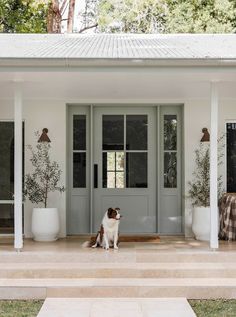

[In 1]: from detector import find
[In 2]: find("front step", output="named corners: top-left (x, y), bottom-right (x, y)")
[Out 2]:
top-left (1, 278), bottom-right (236, 299)
top-left (2, 251), bottom-right (236, 263)
top-left (37, 298), bottom-right (196, 317)
top-left (1, 262), bottom-right (236, 278)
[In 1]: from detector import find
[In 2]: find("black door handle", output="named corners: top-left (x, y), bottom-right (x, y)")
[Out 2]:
top-left (94, 164), bottom-right (98, 188)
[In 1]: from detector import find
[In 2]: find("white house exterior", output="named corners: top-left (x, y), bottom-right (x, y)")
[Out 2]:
top-left (1, 33), bottom-right (236, 250)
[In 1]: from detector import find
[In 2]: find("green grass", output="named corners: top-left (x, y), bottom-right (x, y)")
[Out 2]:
top-left (1, 299), bottom-right (236, 317)
top-left (189, 299), bottom-right (236, 317)
top-left (0, 300), bottom-right (43, 317)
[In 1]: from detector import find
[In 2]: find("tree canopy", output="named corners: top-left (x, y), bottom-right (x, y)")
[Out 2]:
top-left (0, 0), bottom-right (49, 33)
top-left (98, 0), bottom-right (236, 33)
top-left (0, 0), bottom-right (236, 33)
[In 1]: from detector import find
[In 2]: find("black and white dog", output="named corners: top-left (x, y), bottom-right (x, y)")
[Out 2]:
top-left (92, 207), bottom-right (121, 250)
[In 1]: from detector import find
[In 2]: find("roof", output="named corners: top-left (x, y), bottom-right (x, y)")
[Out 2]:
top-left (0, 33), bottom-right (236, 67)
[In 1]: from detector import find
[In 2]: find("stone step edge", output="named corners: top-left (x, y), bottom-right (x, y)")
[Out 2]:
top-left (1, 283), bottom-right (236, 300)
top-left (0, 262), bottom-right (235, 269)
top-left (1, 277), bottom-right (236, 287)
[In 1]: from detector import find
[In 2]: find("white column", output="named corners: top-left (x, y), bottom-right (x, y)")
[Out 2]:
top-left (14, 84), bottom-right (23, 250)
top-left (210, 82), bottom-right (219, 250)
top-left (90, 105), bottom-right (94, 234)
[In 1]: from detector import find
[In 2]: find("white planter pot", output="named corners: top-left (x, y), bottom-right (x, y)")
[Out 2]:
top-left (32, 208), bottom-right (60, 242)
top-left (192, 206), bottom-right (210, 241)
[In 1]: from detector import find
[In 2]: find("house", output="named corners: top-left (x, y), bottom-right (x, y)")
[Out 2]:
top-left (0, 33), bottom-right (236, 251)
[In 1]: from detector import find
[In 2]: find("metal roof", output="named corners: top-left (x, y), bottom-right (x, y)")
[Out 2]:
top-left (0, 33), bottom-right (236, 67)
top-left (0, 34), bottom-right (236, 68)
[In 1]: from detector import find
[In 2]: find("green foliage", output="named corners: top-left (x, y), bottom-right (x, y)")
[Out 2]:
top-left (98, 0), bottom-right (236, 33)
top-left (98, 0), bottom-right (167, 33)
top-left (166, 0), bottom-right (236, 33)
top-left (24, 133), bottom-right (65, 208)
top-left (188, 139), bottom-right (224, 207)
top-left (188, 143), bottom-right (211, 207)
top-left (0, 0), bottom-right (49, 33)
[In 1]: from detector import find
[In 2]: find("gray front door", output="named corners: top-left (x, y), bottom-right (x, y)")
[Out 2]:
top-left (67, 105), bottom-right (182, 235)
top-left (93, 106), bottom-right (157, 233)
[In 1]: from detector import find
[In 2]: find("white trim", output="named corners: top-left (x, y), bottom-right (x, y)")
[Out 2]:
top-left (210, 82), bottom-right (219, 249)
top-left (0, 200), bottom-right (14, 204)
top-left (2, 60), bottom-right (236, 69)
top-left (90, 105), bottom-right (93, 234)
top-left (14, 84), bottom-right (23, 250)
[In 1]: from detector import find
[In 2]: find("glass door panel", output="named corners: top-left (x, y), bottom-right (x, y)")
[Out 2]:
top-left (0, 121), bottom-right (24, 234)
top-left (102, 114), bottom-right (148, 189)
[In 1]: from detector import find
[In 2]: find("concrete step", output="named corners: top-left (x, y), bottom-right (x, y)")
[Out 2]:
top-left (37, 298), bottom-right (196, 317)
top-left (1, 278), bottom-right (236, 299)
top-left (1, 250), bottom-right (236, 263)
top-left (1, 262), bottom-right (236, 278)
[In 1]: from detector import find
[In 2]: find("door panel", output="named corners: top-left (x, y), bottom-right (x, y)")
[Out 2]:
top-left (67, 106), bottom-right (90, 234)
top-left (0, 121), bottom-right (24, 234)
top-left (93, 107), bottom-right (156, 233)
top-left (159, 106), bottom-right (182, 234)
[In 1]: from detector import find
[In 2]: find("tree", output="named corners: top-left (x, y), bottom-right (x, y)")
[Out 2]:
top-left (67, 0), bottom-right (76, 33)
top-left (0, 0), bottom-right (97, 34)
top-left (47, 0), bottom-right (98, 33)
top-left (0, 0), bottom-right (49, 33)
top-left (166, 0), bottom-right (236, 33)
top-left (98, 0), bottom-right (236, 33)
top-left (24, 133), bottom-right (65, 208)
top-left (98, 0), bottom-right (167, 33)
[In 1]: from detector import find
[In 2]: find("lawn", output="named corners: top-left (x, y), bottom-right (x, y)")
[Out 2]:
top-left (0, 299), bottom-right (236, 316)
top-left (0, 300), bottom-right (43, 317)
top-left (189, 299), bottom-right (236, 317)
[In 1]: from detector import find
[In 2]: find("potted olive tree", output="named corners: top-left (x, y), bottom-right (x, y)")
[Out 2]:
top-left (24, 132), bottom-right (65, 241)
top-left (188, 139), bottom-right (223, 241)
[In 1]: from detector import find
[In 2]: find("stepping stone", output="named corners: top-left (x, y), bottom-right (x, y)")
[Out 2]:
top-left (37, 298), bottom-right (196, 317)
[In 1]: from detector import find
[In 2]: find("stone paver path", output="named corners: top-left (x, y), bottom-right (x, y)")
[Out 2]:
top-left (37, 298), bottom-right (196, 317)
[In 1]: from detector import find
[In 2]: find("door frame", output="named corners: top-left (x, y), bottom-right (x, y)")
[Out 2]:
top-left (66, 103), bottom-right (183, 235)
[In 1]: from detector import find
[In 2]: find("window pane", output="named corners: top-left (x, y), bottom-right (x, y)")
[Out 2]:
top-left (107, 172), bottom-right (116, 188)
top-left (103, 115), bottom-right (124, 150)
top-left (116, 152), bottom-right (125, 171)
top-left (164, 115), bottom-right (177, 151)
top-left (116, 172), bottom-right (125, 188)
top-left (126, 115), bottom-right (147, 150)
top-left (103, 152), bottom-right (125, 188)
top-left (0, 204), bottom-right (14, 234)
top-left (126, 153), bottom-right (147, 188)
top-left (0, 122), bottom-right (14, 200)
top-left (73, 153), bottom-right (86, 188)
top-left (73, 115), bottom-right (86, 150)
top-left (107, 152), bottom-right (115, 170)
top-left (164, 152), bottom-right (177, 188)
top-left (227, 123), bottom-right (236, 192)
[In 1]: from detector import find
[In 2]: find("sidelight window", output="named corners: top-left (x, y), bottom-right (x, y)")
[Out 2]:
top-left (163, 115), bottom-right (177, 188)
top-left (73, 115), bottom-right (86, 188)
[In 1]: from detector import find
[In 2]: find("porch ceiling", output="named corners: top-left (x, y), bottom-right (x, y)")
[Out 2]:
top-left (0, 69), bottom-right (236, 100)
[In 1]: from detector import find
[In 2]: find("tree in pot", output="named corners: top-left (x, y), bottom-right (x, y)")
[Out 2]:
top-left (24, 131), bottom-right (65, 241)
top-left (188, 138), bottom-right (223, 241)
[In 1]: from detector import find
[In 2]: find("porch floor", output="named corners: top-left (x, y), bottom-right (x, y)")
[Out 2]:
top-left (1, 235), bottom-right (236, 253)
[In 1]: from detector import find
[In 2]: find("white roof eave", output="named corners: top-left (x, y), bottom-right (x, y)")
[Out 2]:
top-left (0, 57), bottom-right (236, 70)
